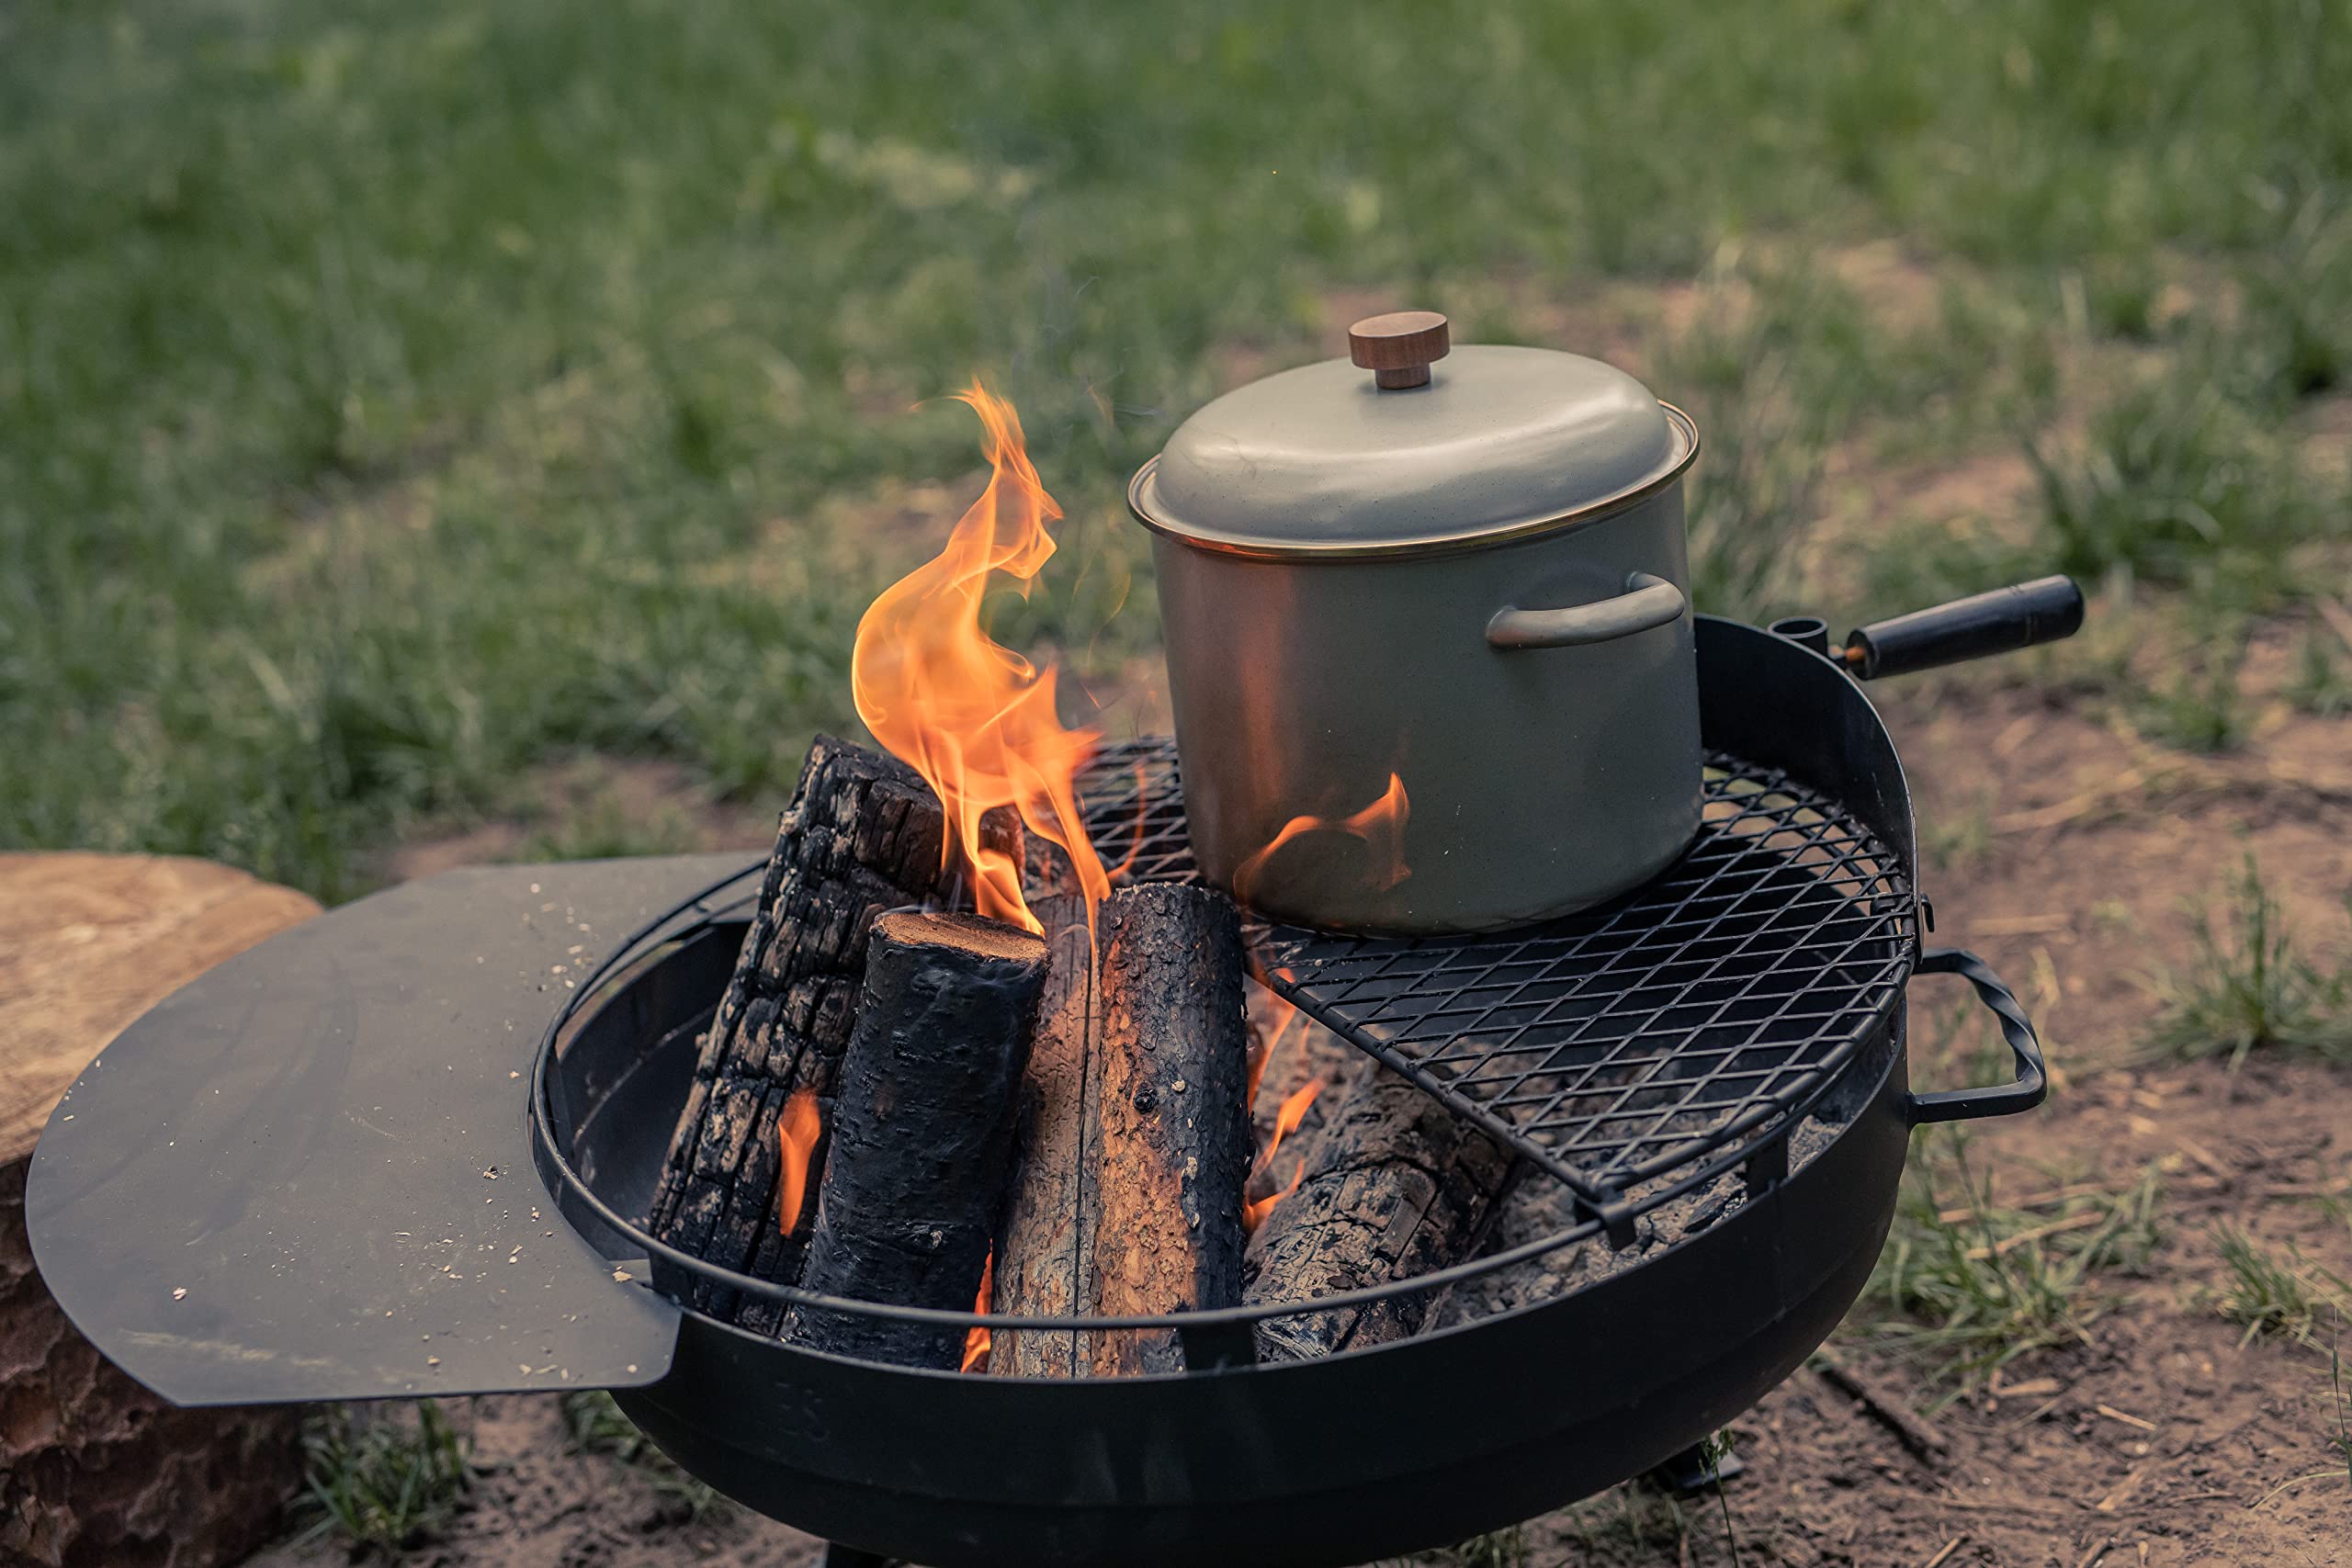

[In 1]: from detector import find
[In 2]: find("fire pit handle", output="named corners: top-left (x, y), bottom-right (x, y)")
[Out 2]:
top-left (1905, 947), bottom-right (2048, 1124)
top-left (1840, 574), bottom-right (2085, 679)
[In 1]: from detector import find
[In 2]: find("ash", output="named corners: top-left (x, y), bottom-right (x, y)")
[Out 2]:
top-left (1435, 1111), bottom-right (1846, 1326)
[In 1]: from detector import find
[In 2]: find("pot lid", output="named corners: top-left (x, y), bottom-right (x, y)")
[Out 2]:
top-left (1130, 310), bottom-right (1698, 558)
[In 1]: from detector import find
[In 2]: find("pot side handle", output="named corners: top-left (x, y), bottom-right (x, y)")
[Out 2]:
top-left (1487, 571), bottom-right (1687, 650)
top-left (1905, 948), bottom-right (2049, 1125)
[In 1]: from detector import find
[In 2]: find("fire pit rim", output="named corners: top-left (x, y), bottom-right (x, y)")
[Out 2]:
top-left (527, 801), bottom-right (1917, 1338)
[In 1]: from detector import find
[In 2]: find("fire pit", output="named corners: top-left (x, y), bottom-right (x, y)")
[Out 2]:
top-left (30, 607), bottom-right (2058, 1568)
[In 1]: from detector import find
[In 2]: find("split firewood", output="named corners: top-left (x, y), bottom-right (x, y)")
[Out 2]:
top-left (1088, 883), bottom-right (1252, 1376)
top-left (646, 734), bottom-right (1015, 1326)
top-left (986, 893), bottom-right (1100, 1376)
top-left (1242, 1065), bottom-right (1518, 1361)
top-left (783, 910), bottom-right (1048, 1369)
top-left (989, 883), bottom-right (1254, 1377)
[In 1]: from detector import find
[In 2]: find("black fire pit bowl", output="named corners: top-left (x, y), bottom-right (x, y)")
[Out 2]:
top-left (28, 617), bottom-right (2050, 1568)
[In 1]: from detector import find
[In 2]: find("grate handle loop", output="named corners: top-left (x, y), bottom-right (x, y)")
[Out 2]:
top-left (1905, 948), bottom-right (2048, 1124)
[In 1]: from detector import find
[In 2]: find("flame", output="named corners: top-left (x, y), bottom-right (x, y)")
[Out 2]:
top-left (1230, 773), bottom-right (1411, 911)
top-left (850, 381), bottom-right (1109, 933)
top-left (1244, 982), bottom-right (1300, 1111)
top-left (961, 1249), bottom-right (994, 1372)
top-left (1243, 1078), bottom-right (1324, 1233)
top-left (775, 1089), bottom-right (821, 1235)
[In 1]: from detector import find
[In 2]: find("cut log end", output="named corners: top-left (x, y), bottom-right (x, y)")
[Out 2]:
top-left (876, 907), bottom-right (1047, 964)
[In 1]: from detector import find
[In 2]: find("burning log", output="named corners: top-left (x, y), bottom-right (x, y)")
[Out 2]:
top-left (783, 910), bottom-right (1047, 1368)
top-left (1241, 1066), bottom-right (1519, 1361)
top-left (1089, 883), bottom-right (1253, 1375)
top-left (988, 883), bottom-right (1254, 1377)
top-left (647, 734), bottom-right (1014, 1324)
top-left (985, 893), bottom-right (1100, 1376)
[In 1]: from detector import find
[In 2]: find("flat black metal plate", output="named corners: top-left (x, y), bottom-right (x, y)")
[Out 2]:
top-left (24, 855), bottom-right (756, 1405)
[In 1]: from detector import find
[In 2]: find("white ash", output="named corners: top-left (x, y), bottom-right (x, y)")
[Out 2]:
top-left (1435, 1111), bottom-right (1847, 1326)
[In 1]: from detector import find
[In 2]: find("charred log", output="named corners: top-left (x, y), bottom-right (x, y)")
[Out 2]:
top-left (1241, 1066), bottom-right (1519, 1361)
top-left (1088, 884), bottom-right (1252, 1376)
top-left (647, 735), bottom-right (1013, 1326)
top-left (783, 910), bottom-right (1047, 1368)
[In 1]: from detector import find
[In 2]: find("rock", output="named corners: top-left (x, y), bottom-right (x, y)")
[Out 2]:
top-left (0, 852), bottom-right (320, 1568)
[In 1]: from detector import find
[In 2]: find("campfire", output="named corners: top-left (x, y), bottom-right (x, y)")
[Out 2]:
top-left (28, 315), bottom-right (2091, 1567)
top-left (647, 383), bottom-right (1413, 1377)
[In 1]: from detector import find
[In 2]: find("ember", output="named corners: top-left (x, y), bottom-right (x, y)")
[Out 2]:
top-left (775, 1089), bottom-right (820, 1236)
top-left (960, 1252), bottom-right (994, 1373)
top-left (1243, 1077), bottom-right (1323, 1233)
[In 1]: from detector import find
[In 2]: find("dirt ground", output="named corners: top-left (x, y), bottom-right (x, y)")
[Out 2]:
top-left (243, 653), bottom-right (2352, 1568)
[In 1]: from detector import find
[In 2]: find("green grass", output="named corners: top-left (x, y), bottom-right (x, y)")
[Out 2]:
top-left (2134, 617), bottom-right (2251, 752)
top-left (2146, 853), bottom-right (2352, 1068)
top-left (558, 1389), bottom-right (729, 1521)
top-left (1860, 1131), bottom-right (2165, 1390)
top-left (297, 1401), bottom-right (473, 1554)
top-left (2210, 1224), bottom-right (2352, 1348)
top-left (2334, 1347), bottom-right (2352, 1482)
top-left (5, 0), bottom-right (2350, 897)
top-left (2024, 374), bottom-right (2331, 611)
top-left (2288, 622), bottom-right (2352, 717)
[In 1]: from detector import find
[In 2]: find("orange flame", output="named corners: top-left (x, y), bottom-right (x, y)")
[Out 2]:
top-left (1243, 1078), bottom-right (1324, 1232)
top-left (1230, 773), bottom-right (1411, 911)
top-left (775, 1089), bottom-right (821, 1235)
top-left (850, 382), bottom-right (1109, 933)
top-left (1244, 972), bottom-right (1301, 1111)
top-left (961, 1249), bottom-right (995, 1372)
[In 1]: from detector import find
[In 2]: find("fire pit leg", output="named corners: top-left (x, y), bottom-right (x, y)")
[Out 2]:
top-left (1648, 1438), bottom-right (1747, 1495)
top-left (819, 1544), bottom-right (899, 1568)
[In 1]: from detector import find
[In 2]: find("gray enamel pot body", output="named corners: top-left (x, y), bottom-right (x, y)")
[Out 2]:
top-left (1147, 487), bottom-right (1701, 932)
top-left (1131, 317), bottom-right (1704, 934)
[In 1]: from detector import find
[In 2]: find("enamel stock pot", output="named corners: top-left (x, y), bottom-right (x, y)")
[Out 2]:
top-left (1129, 310), bottom-right (1703, 933)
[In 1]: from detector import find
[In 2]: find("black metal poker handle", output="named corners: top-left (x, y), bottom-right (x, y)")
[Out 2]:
top-left (1905, 947), bottom-right (2049, 1124)
top-left (1843, 575), bottom-right (2085, 680)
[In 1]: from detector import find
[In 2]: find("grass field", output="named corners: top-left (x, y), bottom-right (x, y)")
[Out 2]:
top-left (6, 0), bottom-right (2346, 899)
top-left (14, 8), bottom-right (2352, 1562)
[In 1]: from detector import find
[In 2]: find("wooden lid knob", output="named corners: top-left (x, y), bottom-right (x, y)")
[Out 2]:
top-left (1348, 310), bottom-right (1450, 389)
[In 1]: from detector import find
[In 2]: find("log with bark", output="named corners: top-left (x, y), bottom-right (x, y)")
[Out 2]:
top-left (1089, 884), bottom-right (1252, 1374)
top-left (988, 883), bottom-right (1253, 1377)
top-left (983, 892), bottom-right (1099, 1376)
top-left (645, 734), bottom-right (1016, 1327)
top-left (1241, 1064), bottom-right (1519, 1361)
top-left (782, 910), bottom-right (1048, 1369)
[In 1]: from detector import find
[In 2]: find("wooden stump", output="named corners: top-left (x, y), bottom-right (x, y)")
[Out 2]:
top-left (1241, 1064), bottom-right (1518, 1361)
top-left (0, 852), bottom-right (316, 1568)
top-left (784, 911), bottom-right (1048, 1369)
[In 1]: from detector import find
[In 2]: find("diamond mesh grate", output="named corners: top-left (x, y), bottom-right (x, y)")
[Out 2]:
top-left (1070, 737), bottom-right (1917, 1228)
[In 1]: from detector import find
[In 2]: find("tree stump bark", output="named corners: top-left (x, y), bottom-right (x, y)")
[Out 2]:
top-left (1241, 1065), bottom-right (1519, 1361)
top-left (784, 911), bottom-right (1048, 1369)
top-left (1088, 884), bottom-right (1252, 1376)
top-left (0, 852), bottom-right (315, 1568)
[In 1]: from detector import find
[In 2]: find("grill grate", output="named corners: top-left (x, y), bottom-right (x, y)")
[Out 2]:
top-left (1070, 738), bottom-right (1917, 1234)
